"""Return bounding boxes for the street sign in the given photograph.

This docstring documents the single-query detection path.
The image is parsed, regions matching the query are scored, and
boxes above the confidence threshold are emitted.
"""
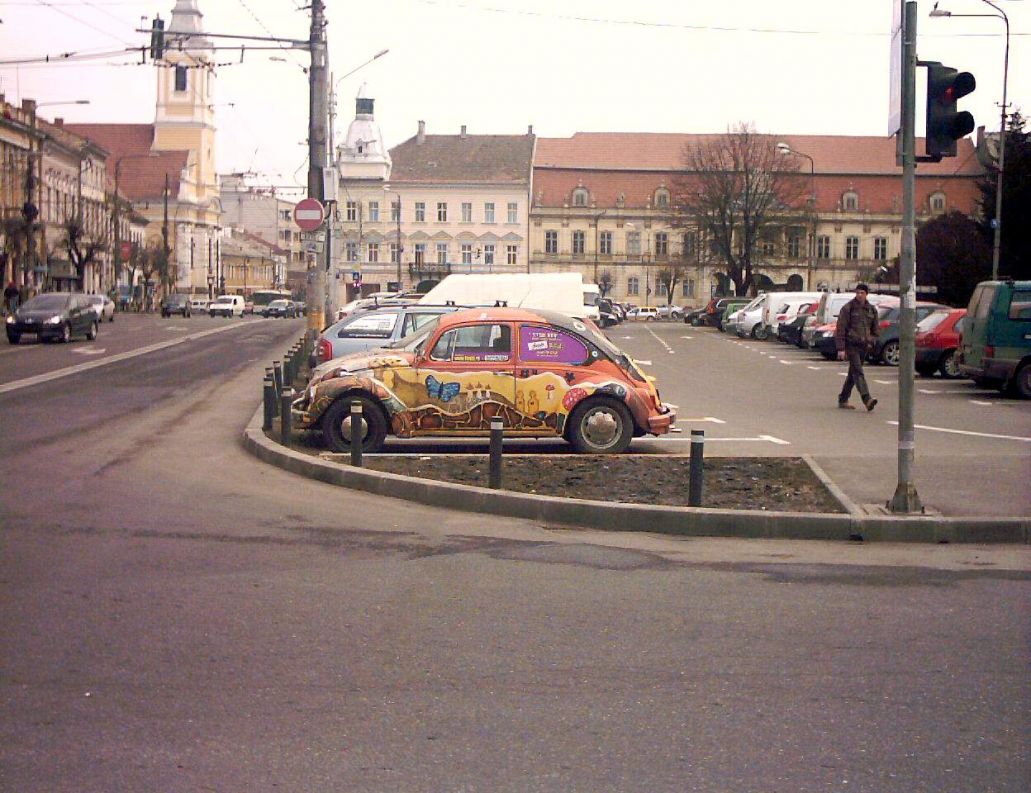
[888,0,904,136]
[293,198,325,232]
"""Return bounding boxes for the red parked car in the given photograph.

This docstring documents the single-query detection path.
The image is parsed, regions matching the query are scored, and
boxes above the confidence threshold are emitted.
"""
[915,308,967,378]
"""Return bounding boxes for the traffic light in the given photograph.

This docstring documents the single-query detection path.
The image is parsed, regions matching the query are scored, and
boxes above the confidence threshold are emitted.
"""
[925,62,975,160]
[150,17,165,60]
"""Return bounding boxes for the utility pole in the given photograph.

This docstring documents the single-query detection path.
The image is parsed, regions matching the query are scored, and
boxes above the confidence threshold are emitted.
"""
[890,1,922,514]
[162,172,170,303]
[305,0,329,336]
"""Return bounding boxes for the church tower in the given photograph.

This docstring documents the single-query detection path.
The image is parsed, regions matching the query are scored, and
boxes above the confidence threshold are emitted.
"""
[153,0,216,194]
[337,90,391,181]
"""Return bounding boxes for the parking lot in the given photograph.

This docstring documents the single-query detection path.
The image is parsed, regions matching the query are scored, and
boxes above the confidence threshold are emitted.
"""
[611,320,1031,516]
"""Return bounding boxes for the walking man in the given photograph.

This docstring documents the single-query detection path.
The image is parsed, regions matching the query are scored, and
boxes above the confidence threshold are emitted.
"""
[835,283,879,411]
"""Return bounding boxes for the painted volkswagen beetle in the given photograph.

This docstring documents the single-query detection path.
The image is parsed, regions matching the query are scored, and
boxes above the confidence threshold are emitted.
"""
[293,307,676,454]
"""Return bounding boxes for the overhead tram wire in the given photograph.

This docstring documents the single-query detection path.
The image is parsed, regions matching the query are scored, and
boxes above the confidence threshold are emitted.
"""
[33,0,136,45]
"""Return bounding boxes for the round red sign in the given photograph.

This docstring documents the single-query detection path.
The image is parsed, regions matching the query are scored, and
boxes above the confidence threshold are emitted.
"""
[293,197,325,232]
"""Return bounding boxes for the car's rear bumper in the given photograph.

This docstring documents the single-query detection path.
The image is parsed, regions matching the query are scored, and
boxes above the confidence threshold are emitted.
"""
[915,348,942,367]
[959,357,1015,384]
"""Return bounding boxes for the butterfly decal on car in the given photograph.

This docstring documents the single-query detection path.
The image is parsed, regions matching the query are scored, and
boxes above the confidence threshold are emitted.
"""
[425,374,461,403]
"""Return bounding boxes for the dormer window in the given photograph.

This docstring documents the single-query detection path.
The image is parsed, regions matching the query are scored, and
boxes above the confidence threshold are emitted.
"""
[930,192,946,213]
[654,188,670,209]
[572,187,589,207]
[842,191,859,211]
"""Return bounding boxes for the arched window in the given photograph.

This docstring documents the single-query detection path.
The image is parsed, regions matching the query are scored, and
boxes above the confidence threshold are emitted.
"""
[654,188,670,209]
[929,192,946,213]
[572,187,590,207]
[842,191,859,211]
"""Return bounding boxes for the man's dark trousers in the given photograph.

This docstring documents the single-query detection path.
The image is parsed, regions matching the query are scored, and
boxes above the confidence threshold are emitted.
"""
[839,343,871,404]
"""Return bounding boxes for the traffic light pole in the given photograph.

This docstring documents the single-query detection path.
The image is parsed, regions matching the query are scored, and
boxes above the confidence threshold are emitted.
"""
[890,0,922,514]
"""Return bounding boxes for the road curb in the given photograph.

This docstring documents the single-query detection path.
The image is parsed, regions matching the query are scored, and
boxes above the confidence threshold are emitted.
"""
[242,406,1029,544]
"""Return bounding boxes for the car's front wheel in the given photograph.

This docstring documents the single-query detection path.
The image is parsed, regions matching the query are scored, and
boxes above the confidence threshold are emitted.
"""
[6,333,19,345]
[568,397,633,454]
[85,321,98,341]
[322,396,387,453]
[880,340,900,366]
[60,323,71,343]
[939,350,961,379]
[1012,363,1031,400]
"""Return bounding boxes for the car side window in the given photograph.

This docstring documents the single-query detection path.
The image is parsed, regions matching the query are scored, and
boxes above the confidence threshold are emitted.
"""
[402,312,442,337]
[1007,290,1031,320]
[338,312,398,339]
[954,316,965,333]
[973,286,994,319]
[519,324,590,366]
[430,323,510,362]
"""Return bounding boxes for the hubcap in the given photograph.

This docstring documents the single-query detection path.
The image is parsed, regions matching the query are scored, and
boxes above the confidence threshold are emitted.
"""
[340,414,367,444]
[582,407,620,449]
[943,353,959,377]
[885,343,900,366]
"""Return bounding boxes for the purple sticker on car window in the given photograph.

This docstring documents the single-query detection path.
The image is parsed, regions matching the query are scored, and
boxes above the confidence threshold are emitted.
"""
[519,326,588,364]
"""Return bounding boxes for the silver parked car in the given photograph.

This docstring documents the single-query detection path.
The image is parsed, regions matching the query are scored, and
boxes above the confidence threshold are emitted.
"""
[314,305,461,365]
[85,294,115,323]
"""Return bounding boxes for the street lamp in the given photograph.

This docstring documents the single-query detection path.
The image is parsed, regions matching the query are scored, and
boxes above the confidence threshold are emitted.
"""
[777,142,817,290]
[929,1,1009,279]
[383,184,402,289]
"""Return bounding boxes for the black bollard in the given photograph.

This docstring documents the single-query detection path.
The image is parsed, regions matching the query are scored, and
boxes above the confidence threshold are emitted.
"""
[263,374,275,431]
[350,400,363,467]
[488,418,504,489]
[272,360,283,398]
[279,388,294,446]
[285,349,295,387]
[689,429,705,507]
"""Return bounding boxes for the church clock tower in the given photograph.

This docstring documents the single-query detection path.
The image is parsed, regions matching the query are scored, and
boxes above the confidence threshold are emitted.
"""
[153,0,217,194]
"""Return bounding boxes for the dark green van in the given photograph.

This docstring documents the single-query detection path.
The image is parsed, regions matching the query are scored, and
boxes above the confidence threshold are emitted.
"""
[958,279,1031,398]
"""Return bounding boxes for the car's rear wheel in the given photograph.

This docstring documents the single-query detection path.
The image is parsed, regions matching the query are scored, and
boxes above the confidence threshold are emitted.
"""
[60,323,71,343]
[323,395,387,453]
[880,340,900,366]
[939,350,961,379]
[85,321,98,341]
[568,397,633,454]
[1013,363,1031,399]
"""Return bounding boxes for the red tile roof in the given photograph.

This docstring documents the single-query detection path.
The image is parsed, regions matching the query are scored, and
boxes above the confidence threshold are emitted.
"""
[535,132,983,176]
[64,123,189,201]
[390,134,535,184]
[533,133,984,215]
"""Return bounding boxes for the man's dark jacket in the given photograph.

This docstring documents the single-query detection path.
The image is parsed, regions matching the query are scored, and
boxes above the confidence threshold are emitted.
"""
[834,298,879,352]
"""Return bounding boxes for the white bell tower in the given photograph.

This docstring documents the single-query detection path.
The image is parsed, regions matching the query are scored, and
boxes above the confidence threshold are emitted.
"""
[337,90,391,181]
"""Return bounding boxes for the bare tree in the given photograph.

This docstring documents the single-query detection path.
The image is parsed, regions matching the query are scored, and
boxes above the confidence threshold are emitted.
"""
[675,123,804,297]
[597,270,614,298]
[655,265,686,306]
[63,216,105,291]
[138,243,167,311]
[2,217,36,285]
[124,241,144,310]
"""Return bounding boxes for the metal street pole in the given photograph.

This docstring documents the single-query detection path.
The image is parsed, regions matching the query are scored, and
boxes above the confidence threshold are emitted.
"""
[890,0,922,514]
[306,0,329,337]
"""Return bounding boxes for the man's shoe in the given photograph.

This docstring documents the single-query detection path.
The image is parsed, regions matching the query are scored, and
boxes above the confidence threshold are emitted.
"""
[864,397,878,412]
[838,401,856,410]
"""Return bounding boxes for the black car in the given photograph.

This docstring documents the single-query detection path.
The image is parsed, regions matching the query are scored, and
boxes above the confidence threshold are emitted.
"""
[266,299,297,318]
[778,306,815,346]
[160,293,192,318]
[6,292,100,344]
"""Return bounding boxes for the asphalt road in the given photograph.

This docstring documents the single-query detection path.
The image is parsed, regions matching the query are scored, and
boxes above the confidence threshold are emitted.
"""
[0,314,1029,791]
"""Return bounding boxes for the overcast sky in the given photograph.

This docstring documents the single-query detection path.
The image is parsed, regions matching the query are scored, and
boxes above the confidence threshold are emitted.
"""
[1,0,1026,196]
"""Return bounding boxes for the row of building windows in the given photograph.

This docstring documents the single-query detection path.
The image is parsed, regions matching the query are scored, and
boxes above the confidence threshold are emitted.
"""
[617,276,696,299]
[344,241,520,266]
[345,200,520,225]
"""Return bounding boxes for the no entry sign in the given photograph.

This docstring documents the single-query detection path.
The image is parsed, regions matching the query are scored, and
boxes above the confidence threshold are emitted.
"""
[293,197,325,232]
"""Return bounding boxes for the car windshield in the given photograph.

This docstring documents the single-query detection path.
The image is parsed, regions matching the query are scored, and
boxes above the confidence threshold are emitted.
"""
[917,311,950,332]
[388,317,442,350]
[270,300,289,307]
[24,294,69,311]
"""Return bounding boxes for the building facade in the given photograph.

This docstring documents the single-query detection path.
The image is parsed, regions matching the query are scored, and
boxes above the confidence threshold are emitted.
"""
[218,227,284,296]
[531,132,984,304]
[335,102,535,298]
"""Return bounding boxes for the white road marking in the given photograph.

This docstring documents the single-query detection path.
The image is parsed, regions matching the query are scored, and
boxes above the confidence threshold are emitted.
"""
[681,416,727,424]
[165,326,190,333]
[778,360,794,365]
[887,421,1031,443]
[918,388,941,394]
[650,435,790,445]
[970,400,993,406]
[838,372,847,377]
[646,328,674,354]
[0,322,257,395]
[680,335,694,340]
[874,379,894,385]
[72,348,107,356]
[636,359,652,365]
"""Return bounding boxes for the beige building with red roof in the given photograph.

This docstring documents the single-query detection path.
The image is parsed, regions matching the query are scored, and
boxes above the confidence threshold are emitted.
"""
[335,100,535,296]
[67,0,221,299]
[531,132,984,303]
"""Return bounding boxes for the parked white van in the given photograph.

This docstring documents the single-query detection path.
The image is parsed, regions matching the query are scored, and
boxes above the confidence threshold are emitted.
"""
[732,294,768,338]
[209,294,245,318]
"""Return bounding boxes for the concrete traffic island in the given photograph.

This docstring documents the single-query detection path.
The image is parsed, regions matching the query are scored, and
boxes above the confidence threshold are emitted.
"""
[243,405,1029,544]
